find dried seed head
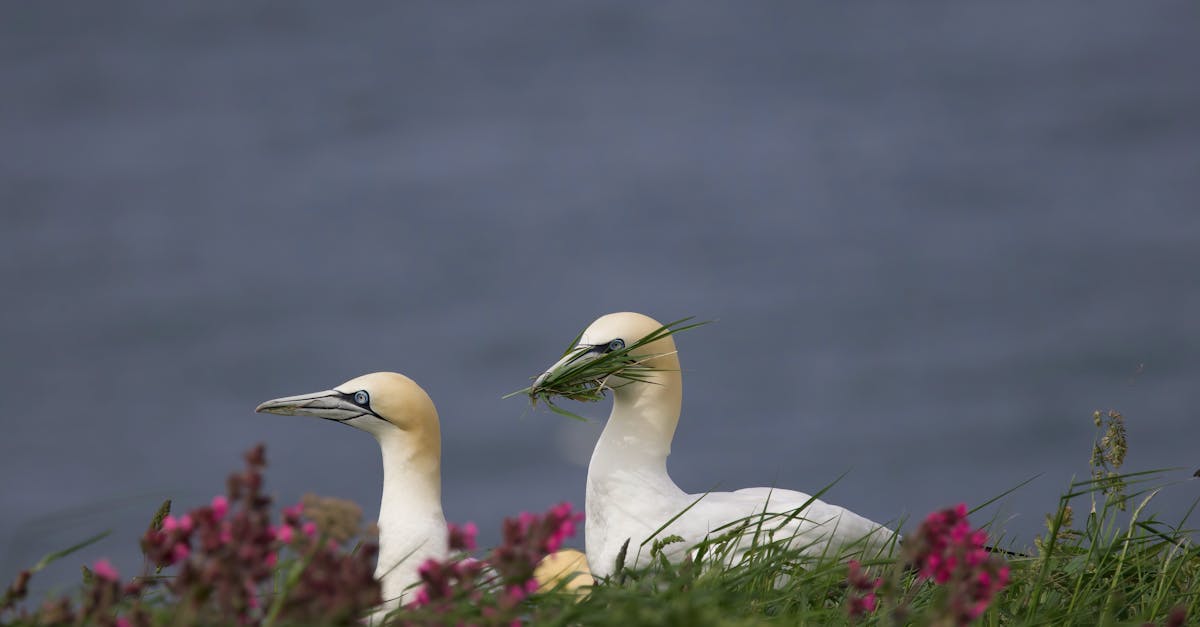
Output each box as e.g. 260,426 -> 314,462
300,493 -> 364,544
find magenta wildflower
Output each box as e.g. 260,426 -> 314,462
845,559 -> 882,620
505,584 -> 528,603
5,445 -> 380,626
448,521 -> 479,551
134,445 -> 381,623
905,503 -> 1011,625
409,502 -> 583,622
283,502 -> 304,519
91,559 -> 119,582
169,543 -> 190,564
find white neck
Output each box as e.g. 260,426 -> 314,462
374,429 -> 447,609
589,369 -> 683,480
585,369 -> 685,575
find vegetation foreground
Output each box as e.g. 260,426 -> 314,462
2,410 -> 1196,626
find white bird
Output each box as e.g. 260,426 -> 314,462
255,372 -> 447,614
532,312 -> 896,577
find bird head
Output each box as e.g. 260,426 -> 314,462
255,372 -> 441,453
531,312 -> 681,396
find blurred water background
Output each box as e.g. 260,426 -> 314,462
2,1 -> 1198,595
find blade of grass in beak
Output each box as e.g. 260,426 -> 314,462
544,400 -> 591,422
560,327 -> 586,358
501,387 -> 531,400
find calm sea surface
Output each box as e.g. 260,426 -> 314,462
2,2 -> 1198,593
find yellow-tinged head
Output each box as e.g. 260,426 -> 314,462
255,372 -> 440,459
581,312 -> 679,370
534,548 -> 593,595
531,312 -> 682,393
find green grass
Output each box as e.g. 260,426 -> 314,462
4,422 -> 1197,626
529,475 -> 1193,627
4,475 -> 1197,626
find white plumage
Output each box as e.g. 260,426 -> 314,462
534,313 -> 895,576
256,372 -> 447,615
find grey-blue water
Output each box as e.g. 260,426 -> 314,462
3,1 -> 1198,596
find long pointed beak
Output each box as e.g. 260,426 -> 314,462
531,346 -> 597,392
254,390 -> 368,423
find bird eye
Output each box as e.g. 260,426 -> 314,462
353,390 -> 370,406
608,339 -> 625,352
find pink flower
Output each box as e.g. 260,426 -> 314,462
418,559 -> 439,577
178,514 -> 194,533
92,558 -> 119,582
845,560 -> 883,619
170,543 -> 190,564
265,552 -> 278,567
403,504 -> 584,618
905,503 -> 1011,623
275,524 -> 295,544
283,502 -> 304,520
302,521 -> 318,538
211,495 -> 229,519
116,618 -> 131,627
448,521 -> 478,551
162,515 -> 178,532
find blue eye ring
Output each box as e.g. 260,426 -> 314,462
608,339 -> 625,352
353,390 -> 370,406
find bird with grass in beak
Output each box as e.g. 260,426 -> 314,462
527,312 -> 897,577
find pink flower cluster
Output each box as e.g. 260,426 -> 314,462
845,559 -> 882,620
407,502 -> 583,623
448,522 -> 479,552
135,446 -> 380,624
490,502 -> 583,601
905,503 -> 1010,624
91,559 -> 120,583
409,557 -> 488,608
3,448 -> 586,626
0,445 -> 381,626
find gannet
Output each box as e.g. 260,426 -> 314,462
531,313 -> 896,577
255,372 -> 447,613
